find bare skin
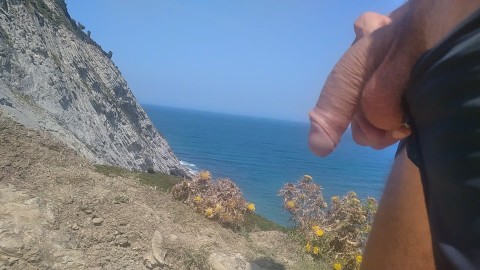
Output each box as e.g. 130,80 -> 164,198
361,149 -> 435,270
308,0 -> 480,268
309,0 -> 480,156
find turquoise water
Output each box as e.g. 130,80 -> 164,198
144,104 -> 397,226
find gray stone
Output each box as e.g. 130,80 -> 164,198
151,230 -> 167,266
92,217 -> 103,226
208,253 -> 266,270
115,235 -> 130,247
0,186 -> 86,269
143,252 -> 157,269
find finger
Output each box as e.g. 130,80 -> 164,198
309,23 -> 396,156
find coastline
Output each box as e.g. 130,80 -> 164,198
143,104 -> 397,226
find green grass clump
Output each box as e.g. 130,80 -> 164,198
243,212 -> 286,232
95,164 -> 182,192
137,170 -> 183,192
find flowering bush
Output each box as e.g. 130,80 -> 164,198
278,175 -> 377,270
172,171 -> 255,228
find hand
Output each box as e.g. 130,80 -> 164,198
309,4 -> 426,156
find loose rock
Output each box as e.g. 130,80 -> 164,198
72,223 -> 79,230
151,230 -> 168,266
92,217 -> 104,226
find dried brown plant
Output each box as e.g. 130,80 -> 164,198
279,175 -> 378,270
172,171 -> 255,228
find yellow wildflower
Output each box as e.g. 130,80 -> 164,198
312,225 -> 320,232
303,175 -> 313,181
193,196 -> 202,203
356,255 -> 363,264
286,200 -> 295,209
313,246 -> 319,255
205,208 -> 213,218
331,196 -> 339,202
199,171 -> 211,181
333,263 -> 342,270
247,203 -> 255,212
305,242 -> 311,252
214,204 -> 222,212
315,228 -> 324,237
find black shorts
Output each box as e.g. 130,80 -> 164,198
398,8 -> 480,269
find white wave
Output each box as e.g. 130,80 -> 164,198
180,160 -> 199,175
180,160 -> 196,167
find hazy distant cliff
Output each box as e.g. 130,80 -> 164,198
0,0 -> 188,177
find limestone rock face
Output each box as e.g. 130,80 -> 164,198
0,0 -> 188,177
0,186 -> 86,270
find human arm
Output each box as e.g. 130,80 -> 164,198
361,148 -> 435,269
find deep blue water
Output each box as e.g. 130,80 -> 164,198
143,104 -> 397,226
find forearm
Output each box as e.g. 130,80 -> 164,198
361,148 -> 435,269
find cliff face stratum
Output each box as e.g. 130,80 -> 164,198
0,0 -> 188,177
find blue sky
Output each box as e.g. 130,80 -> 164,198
66,1 -> 404,122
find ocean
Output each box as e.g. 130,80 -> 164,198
143,104 -> 397,226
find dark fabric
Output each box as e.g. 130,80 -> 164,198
403,8 -> 480,270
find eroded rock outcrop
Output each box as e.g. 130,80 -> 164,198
0,0 -> 188,176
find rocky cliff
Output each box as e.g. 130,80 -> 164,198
0,0 -> 188,177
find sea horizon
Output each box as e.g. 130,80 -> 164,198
142,103 -> 311,125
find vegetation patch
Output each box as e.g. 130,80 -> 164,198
172,171 -> 257,230
279,175 -> 378,270
243,212 -> 286,232
94,164 -> 182,192
25,0 -> 112,58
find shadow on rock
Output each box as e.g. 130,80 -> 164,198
253,257 -> 286,270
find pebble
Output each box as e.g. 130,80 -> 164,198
92,217 -> 104,225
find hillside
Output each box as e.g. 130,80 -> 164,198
0,112 -> 326,269
0,1 -> 329,269
0,0 -> 188,177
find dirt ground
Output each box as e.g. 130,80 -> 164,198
0,112 -> 326,270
